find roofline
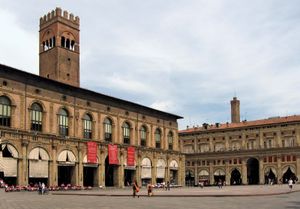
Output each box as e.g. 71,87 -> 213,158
0,63 -> 183,120
179,116 -> 300,135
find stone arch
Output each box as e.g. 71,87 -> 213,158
264,166 -> 277,184
141,157 -> 152,180
82,155 -> 99,164
28,147 -> 50,179
169,160 -> 178,169
1,143 -> 19,158
0,93 -> 16,106
57,106 -> 72,117
41,29 -> 55,40
28,147 -> 50,161
28,100 -> 46,112
60,31 -> 77,41
82,111 -> 94,121
1,143 -> 19,179
230,168 -> 242,185
57,149 -> 77,163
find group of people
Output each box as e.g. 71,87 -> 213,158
132,180 -> 171,197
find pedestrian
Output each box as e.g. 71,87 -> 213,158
288,178 -> 293,190
41,183 -> 45,194
38,182 -> 42,194
218,180 -> 222,189
166,181 -> 170,191
132,180 -> 139,198
147,183 -> 153,196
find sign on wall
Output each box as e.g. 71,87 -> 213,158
127,147 -> 135,166
108,144 -> 119,165
87,141 -> 97,164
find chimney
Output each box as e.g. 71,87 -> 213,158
231,97 -> 240,123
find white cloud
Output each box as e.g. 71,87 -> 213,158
1,1 -> 300,129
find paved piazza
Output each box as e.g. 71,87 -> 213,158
0,185 -> 300,209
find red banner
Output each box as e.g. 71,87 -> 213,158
127,147 -> 135,166
108,144 -> 119,165
87,142 -> 97,164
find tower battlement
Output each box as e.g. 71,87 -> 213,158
39,7 -> 80,27
39,7 -> 80,87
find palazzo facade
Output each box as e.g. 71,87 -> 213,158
0,8 -> 184,188
180,97 -> 300,186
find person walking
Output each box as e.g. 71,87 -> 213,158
147,183 -> 153,196
166,181 -> 170,191
288,178 -> 293,190
132,180 -> 139,198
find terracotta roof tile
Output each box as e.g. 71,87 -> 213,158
179,115 -> 300,134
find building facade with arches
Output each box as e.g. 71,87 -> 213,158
180,97 -> 300,186
0,7 -> 185,188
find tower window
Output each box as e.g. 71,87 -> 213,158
71,40 -> 75,51
66,39 -> 70,49
61,36 -> 65,48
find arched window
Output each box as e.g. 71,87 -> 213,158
168,131 -> 173,150
104,118 -> 112,142
31,103 -> 43,132
140,126 -> 147,146
61,36 -> 65,48
0,96 -> 11,127
58,108 -> 68,136
66,39 -> 70,49
71,40 -> 75,51
52,36 -> 56,47
155,128 -> 161,149
83,114 -> 92,139
122,122 -> 130,144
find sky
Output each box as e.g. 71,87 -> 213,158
0,0 -> 300,130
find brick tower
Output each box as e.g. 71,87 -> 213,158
39,8 -> 80,87
230,97 -> 240,123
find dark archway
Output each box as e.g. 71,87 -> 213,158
282,167 -> 296,183
185,170 -> 195,186
247,158 -> 259,184
230,169 -> 241,185
105,157 -> 114,186
265,168 -> 276,184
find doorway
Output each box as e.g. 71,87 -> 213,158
83,166 -> 97,187
247,158 -> 259,184
58,166 -> 74,186
105,157 -> 114,186
230,168 -> 241,185
124,169 -> 134,186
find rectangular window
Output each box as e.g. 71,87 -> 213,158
268,156 -> 272,163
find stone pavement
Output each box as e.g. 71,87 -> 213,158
0,185 -> 300,209
51,184 -> 300,197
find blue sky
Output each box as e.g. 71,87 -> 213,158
0,0 -> 300,129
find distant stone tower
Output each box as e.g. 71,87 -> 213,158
39,8 -> 80,87
230,97 -> 240,123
